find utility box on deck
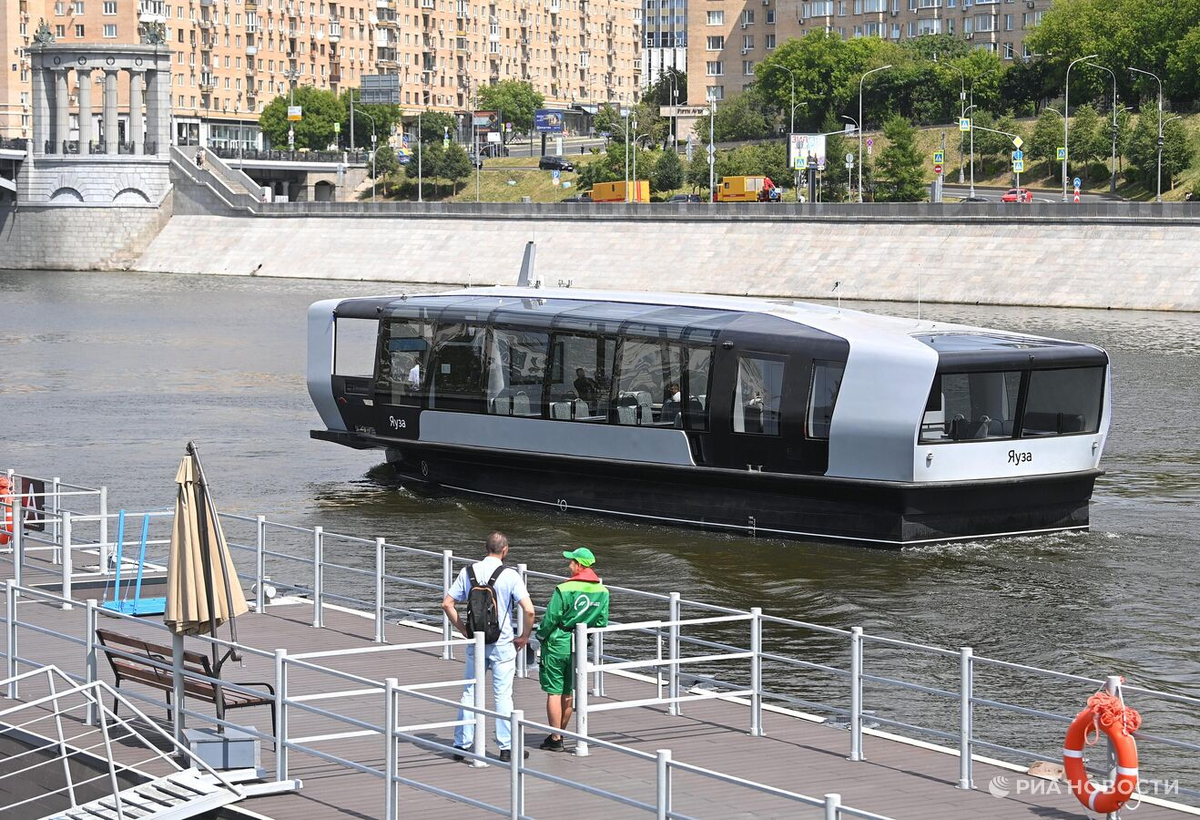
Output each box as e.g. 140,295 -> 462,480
186,726 -> 261,771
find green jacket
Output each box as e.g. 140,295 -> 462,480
536,569 -> 609,651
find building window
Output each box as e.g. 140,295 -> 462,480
73,1 -> 85,13
54,2 -> 66,14
743,59 -> 754,75
706,84 -> 724,100
1002,41 -> 1013,58
75,24 -> 85,37
706,10 -> 724,24
766,9 -> 776,23
1004,13 -> 1013,28
765,33 -> 776,48
103,1 -> 117,13
705,35 -> 724,50
742,9 -> 754,24
706,60 -> 723,75
55,24 -> 66,37
103,24 -> 117,37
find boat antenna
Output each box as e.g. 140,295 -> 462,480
832,280 -> 841,311
517,240 -> 541,289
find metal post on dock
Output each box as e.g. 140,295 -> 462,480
98,486 -> 109,573
592,625 -> 602,697
274,648 -> 289,780
958,646 -> 975,789
60,512 -> 73,609
1104,674 -> 1122,803
375,537 -> 386,643
668,592 -> 681,716
171,632 -> 186,745
655,749 -> 672,820
574,622 -> 590,757
255,515 -> 266,612
823,792 -> 842,820
51,478 -> 61,558
509,709 -> 525,820
442,550 -> 454,660
849,626 -> 864,762
12,492 -> 23,593
384,677 -> 398,820
750,607 -> 763,737
85,599 -> 99,726
5,579 -> 18,698
516,563 -> 528,679
472,632 -> 487,767
311,526 -> 324,628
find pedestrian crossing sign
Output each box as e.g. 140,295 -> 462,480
795,156 -> 808,170
933,150 -> 944,164
1057,146 -> 1067,161
1013,159 -> 1025,173
959,118 -> 971,132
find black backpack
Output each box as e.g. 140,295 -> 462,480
463,565 -> 509,644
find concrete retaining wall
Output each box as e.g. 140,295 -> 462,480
136,209 -> 1200,311
1,197 -> 172,270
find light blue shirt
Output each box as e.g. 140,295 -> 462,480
449,556 -> 531,645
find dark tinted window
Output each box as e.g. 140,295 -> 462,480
806,360 -> 845,440
921,371 -> 1021,442
428,323 -> 487,412
733,355 -> 784,435
1022,367 -> 1104,436
376,319 -> 431,407
486,327 -> 549,417
548,333 -> 616,422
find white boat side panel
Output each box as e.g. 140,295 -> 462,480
307,299 -> 346,432
825,324 -> 939,482
420,412 -> 696,466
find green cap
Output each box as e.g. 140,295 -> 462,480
562,547 -> 596,567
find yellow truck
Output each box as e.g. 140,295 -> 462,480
590,180 -> 651,203
715,175 -> 779,202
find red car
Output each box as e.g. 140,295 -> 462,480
1001,187 -> 1034,203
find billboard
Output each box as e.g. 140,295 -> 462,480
788,134 -> 827,170
535,109 -> 566,133
360,74 -> 400,105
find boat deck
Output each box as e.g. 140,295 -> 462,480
1,556 -> 1187,820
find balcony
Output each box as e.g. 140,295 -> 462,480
200,74 -> 217,89
245,0 -> 257,7
329,23 -> 341,40
246,63 -> 257,76
329,73 -> 341,84
246,45 -> 258,55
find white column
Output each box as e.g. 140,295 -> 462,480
32,65 -> 49,154
54,69 -> 70,153
77,69 -> 93,155
144,70 -> 158,155
104,69 -> 119,154
129,70 -> 145,155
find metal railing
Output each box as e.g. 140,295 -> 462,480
212,146 -> 369,164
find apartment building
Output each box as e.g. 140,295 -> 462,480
688,0 -> 1050,104
2,0 -> 642,144
642,0 -> 685,89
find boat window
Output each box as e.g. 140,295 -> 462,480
1021,367 -> 1104,437
334,318 -> 379,378
486,327 -> 550,417
683,347 -> 712,431
806,360 -> 845,439
616,338 -> 671,426
547,333 -> 615,423
428,323 -> 488,413
920,371 -> 1021,442
733,355 -> 784,436
376,319 -> 431,406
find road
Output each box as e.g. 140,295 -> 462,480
940,184 -> 1113,203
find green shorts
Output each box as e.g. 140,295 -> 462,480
539,647 -> 575,696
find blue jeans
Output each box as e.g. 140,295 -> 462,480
455,640 -> 516,750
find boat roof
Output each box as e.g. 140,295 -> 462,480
333,286 -> 1106,365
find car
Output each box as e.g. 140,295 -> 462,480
561,193 -> 593,203
960,195 -> 989,203
1001,188 -> 1034,203
538,155 -> 575,173
668,193 -> 702,203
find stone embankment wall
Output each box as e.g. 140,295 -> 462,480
136,205 -> 1200,311
0,198 -> 171,270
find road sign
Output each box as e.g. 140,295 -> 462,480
934,163 -> 943,175
1013,159 -> 1025,173
933,150 -> 944,164
551,170 -> 561,186
360,74 -> 401,105
333,122 -> 341,134
706,144 -> 716,158
1057,146 -> 1067,161
505,122 -> 513,133
960,118 -> 971,132
288,126 -> 295,147
1012,149 -> 1024,161
1012,135 -> 1024,149
442,126 -> 449,149
866,138 -> 874,148
1073,177 -> 1082,189
287,105 -> 302,122
1074,192 -> 1080,203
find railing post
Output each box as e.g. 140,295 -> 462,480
85,600 -> 99,726
849,626 -> 863,762
254,516 -> 266,612
384,677 -> 398,820
6,580 -> 18,698
12,492 -> 23,592
1104,674 -> 1122,795
442,550 -> 454,660
823,792 -> 842,820
471,632 -> 487,767
958,646 -> 975,790
574,622 -> 590,757
516,563 -> 528,679
655,749 -> 672,820
375,538 -> 386,643
172,632 -> 186,745
98,486 -> 109,573
668,592 -> 680,716
60,512 -> 73,610
274,648 -> 289,780
509,708 -> 524,820
51,477 -> 61,557
750,607 -> 763,737
311,526 -> 324,628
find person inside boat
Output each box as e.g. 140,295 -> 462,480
662,382 -> 683,425
573,368 -> 598,406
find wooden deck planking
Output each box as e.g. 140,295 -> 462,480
0,563 -> 1188,820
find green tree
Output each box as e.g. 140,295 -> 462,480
687,153 -> 713,193
373,144 -> 399,178
1069,104 -> 1102,181
874,115 -> 925,202
338,90 -> 402,151
477,80 -> 545,134
821,114 -> 850,202
418,111 -> 458,145
712,89 -> 776,141
646,68 -> 687,108
653,148 -> 685,192
440,143 -> 473,194
1131,116 -> 1195,191
1161,119 -> 1195,189
406,141 -> 444,195
1165,26 -> 1200,105
259,86 -> 344,150
1029,108 -> 1063,179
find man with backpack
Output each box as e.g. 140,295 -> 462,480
534,547 -> 609,752
441,532 -> 535,763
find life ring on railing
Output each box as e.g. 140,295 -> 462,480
1063,686 -> 1141,814
0,476 -> 12,547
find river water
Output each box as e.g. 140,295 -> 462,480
2,270 -> 1198,789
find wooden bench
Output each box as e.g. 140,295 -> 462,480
95,628 -> 276,737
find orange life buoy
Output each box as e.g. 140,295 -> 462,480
1063,688 -> 1141,814
0,477 -> 12,547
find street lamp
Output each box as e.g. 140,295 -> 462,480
621,107 -> 632,197
1086,62 -> 1120,194
707,91 -> 717,204
934,53 -> 967,183
1129,66 -> 1163,202
630,118 -> 639,202
857,64 -> 892,203
417,110 -> 423,203
358,107 -> 377,202
282,68 -> 301,151
964,104 -> 977,197
770,65 -> 798,137
841,115 -> 859,201
1063,53 -> 1099,201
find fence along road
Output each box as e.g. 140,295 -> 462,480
2,470 -> 1199,818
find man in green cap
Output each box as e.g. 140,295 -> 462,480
534,547 -> 609,752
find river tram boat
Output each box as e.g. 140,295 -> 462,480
307,287 -> 1110,548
